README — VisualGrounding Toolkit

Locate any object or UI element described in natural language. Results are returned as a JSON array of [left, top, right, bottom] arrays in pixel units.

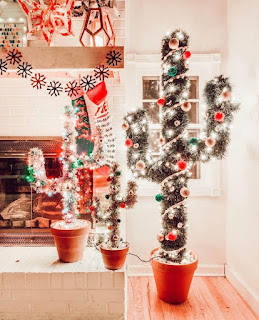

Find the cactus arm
[[123, 180, 138, 208]]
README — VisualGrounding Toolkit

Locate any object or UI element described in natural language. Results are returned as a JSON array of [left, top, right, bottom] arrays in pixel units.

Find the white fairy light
[[201, 154, 207, 160], [206, 147, 212, 153], [167, 129, 174, 137]]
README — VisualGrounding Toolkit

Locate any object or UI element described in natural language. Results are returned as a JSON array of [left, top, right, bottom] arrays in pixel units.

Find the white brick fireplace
[[0, 247, 126, 320]]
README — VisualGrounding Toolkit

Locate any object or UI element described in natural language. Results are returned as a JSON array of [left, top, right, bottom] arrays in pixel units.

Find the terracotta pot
[[51, 220, 91, 263], [150, 248, 198, 304], [100, 244, 129, 270]]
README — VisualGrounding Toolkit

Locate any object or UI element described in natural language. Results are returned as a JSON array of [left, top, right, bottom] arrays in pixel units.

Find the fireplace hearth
[[0, 137, 93, 246]]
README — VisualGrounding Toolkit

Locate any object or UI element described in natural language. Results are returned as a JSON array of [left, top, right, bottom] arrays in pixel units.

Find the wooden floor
[[127, 277, 259, 320]]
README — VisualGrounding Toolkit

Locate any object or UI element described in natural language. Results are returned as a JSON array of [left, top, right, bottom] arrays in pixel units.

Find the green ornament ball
[[168, 67, 177, 77], [155, 193, 164, 202], [105, 194, 110, 200], [190, 137, 199, 146], [116, 171, 121, 176]]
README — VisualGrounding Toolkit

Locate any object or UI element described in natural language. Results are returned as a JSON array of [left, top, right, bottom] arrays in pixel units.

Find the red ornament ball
[[136, 160, 145, 171], [169, 38, 179, 49], [205, 137, 216, 147], [166, 230, 178, 241], [125, 139, 133, 148], [183, 50, 191, 59], [180, 187, 190, 198], [157, 233, 165, 242], [89, 205, 95, 212], [177, 160, 187, 171], [181, 101, 192, 112], [122, 122, 129, 131], [108, 225, 113, 231], [107, 176, 111, 182], [157, 98, 165, 107], [214, 112, 225, 122], [221, 89, 231, 102], [120, 202, 126, 208]]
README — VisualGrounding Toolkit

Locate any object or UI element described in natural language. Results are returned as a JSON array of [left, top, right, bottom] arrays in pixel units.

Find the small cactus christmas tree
[[26, 105, 102, 227], [92, 163, 138, 248], [123, 29, 240, 263]]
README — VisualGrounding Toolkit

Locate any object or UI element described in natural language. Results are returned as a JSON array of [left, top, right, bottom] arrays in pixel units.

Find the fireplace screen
[[0, 138, 93, 246]]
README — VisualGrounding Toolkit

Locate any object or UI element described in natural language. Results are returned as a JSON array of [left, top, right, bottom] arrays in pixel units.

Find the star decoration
[[94, 65, 110, 82], [17, 62, 33, 78], [80, 75, 96, 92], [47, 81, 63, 96], [6, 49, 22, 65], [106, 50, 122, 67], [31, 73, 47, 89], [65, 80, 81, 97], [0, 59, 7, 75]]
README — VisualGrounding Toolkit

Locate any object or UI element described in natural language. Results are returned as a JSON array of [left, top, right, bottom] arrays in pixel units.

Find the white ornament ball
[[215, 125, 221, 132], [157, 233, 165, 242], [36, 181, 41, 187], [168, 213, 174, 219], [180, 187, 190, 198], [68, 173, 73, 178], [122, 122, 129, 131], [133, 143, 139, 149], [174, 120, 180, 127], [181, 101, 192, 112], [205, 137, 216, 147], [221, 89, 231, 102], [169, 38, 179, 49], [136, 160, 145, 171], [177, 222, 183, 229], [64, 137, 69, 143]]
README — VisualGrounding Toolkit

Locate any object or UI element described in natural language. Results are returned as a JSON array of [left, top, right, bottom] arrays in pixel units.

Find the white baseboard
[[126, 263, 225, 277], [225, 265, 259, 316]]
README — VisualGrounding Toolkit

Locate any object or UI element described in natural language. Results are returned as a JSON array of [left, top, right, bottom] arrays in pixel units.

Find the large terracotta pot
[[51, 220, 91, 263], [100, 244, 129, 270], [150, 248, 198, 304]]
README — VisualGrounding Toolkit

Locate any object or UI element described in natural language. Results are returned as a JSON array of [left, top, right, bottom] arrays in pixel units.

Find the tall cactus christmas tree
[[123, 29, 240, 264]]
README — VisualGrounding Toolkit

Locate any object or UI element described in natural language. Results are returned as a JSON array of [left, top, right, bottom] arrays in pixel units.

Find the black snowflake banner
[[106, 50, 122, 67], [6, 49, 22, 65], [17, 62, 33, 78], [0, 48, 117, 98], [47, 81, 63, 97], [80, 75, 96, 92], [0, 59, 7, 75], [94, 65, 110, 82]]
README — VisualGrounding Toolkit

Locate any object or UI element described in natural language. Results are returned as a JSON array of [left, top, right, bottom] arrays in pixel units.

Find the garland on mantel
[[0, 48, 122, 98]]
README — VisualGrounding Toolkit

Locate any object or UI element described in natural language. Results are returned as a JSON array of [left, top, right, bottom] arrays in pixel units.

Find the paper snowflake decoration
[[0, 59, 7, 75], [6, 49, 22, 65], [80, 75, 96, 92], [94, 65, 110, 81], [65, 80, 81, 97], [17, 62, 33, 78], [106, 50, 122, 67], [31, 73, 47, 90], [47, 81, 63, 97]]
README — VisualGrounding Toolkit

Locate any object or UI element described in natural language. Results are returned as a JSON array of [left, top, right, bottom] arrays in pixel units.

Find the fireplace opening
[[0, 137, 93, 246]]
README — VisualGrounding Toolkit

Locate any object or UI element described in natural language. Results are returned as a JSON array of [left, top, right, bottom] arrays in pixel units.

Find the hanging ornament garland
[[0, 48, 113, 99]]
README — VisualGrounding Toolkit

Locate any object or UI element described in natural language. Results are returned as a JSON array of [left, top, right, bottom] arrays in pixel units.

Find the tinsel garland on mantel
[[123, 29, 240, 264]]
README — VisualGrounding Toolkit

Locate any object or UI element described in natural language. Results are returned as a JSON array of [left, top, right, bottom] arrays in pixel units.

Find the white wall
[[226, 0, 259, 312], [125, 0, 228, 272]]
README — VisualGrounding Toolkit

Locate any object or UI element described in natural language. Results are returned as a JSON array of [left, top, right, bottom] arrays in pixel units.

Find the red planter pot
[[100, 244, 129, 270], [150, 248, 198, 304], [51, 220, 91, 263]]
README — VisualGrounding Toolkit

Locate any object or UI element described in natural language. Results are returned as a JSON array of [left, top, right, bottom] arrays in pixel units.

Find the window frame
[[126, 53, 221, 197]]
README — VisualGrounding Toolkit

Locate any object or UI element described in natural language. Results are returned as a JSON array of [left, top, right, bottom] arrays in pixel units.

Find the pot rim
[[100, 242, 129, 252], [150, 247, 198, 266], [50, 219, 91, 231]]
